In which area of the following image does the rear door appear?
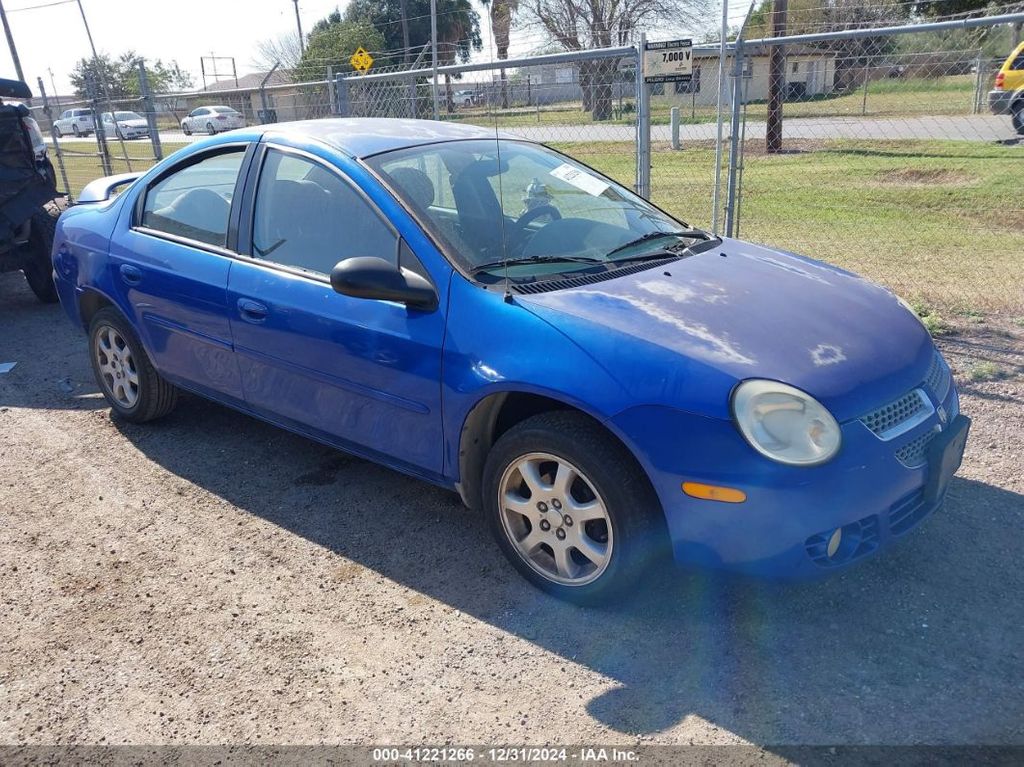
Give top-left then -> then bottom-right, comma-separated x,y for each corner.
107,144 -> 253,402
226,143 -> 447,474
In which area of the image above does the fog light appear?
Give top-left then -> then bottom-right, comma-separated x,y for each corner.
826,528 -> 843,559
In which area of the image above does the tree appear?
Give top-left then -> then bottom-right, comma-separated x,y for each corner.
70,51 -> 193,99
293,13 -> 387,82
525,0 -> 708,119
251,32 -> 305,76
343,0 -> 482,65
482,0 -> 519,108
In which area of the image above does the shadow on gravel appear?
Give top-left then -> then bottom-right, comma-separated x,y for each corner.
110,394 -> 1024,745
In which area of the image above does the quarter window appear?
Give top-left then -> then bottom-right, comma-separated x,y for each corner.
140,150 -> 245,247
251,149 -> 396,276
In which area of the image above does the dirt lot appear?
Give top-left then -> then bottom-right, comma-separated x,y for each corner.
1,270 -> 1022,748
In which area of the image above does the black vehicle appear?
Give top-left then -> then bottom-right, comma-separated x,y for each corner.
0,77 -> 67,302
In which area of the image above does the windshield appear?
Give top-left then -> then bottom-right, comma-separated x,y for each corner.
366,139 -> 704,283
114,111 -> 142,120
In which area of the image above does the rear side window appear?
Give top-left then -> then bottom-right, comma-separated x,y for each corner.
250,149 -> 396,275
1011,52 -> 1024,71
141,150 -> 245,247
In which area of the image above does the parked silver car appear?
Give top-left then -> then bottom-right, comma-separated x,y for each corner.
99,111 -> 149,140
52,107 -> 94,137
180,105 -> 245,135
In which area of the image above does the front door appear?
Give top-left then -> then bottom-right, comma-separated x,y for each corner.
227,146 -> 446,475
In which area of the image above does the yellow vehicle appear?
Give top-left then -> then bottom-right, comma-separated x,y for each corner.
989,41 -> 1024,134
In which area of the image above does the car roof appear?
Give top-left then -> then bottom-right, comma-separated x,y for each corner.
261,118 -> 517,159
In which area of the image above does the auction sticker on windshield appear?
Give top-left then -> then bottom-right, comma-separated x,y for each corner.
550,163 -> 610,197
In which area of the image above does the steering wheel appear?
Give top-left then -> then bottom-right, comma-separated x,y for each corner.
507,204 -> 562,253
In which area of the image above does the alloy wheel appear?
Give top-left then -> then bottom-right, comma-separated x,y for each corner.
498,452 -> 613,586
93,325 -> 140,409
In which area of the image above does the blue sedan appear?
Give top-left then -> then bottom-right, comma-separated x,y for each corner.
52,119 -> 969,603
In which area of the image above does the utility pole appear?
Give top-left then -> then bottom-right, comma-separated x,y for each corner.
292,0 -> 305,53
765,0 -> 787,154
0,0 -> 27,89
399,0 -> 411,63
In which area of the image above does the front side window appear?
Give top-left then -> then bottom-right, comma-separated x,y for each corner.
250,149 -> 396,276
140,149 -> 245,247
367,139 -> 693,283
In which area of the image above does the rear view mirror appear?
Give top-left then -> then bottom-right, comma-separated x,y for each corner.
330,256 -> 438,311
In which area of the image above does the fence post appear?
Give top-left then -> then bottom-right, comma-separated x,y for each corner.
972,49 -> 984,114
336,74 -> 349,117
670,107 -> 680,150
327,65 -> 336,115
406,73 -> 417,119
137,62 -> 162,161
724,41 -> 744,237
35,77 -> 72,198
635,35 -> 650,198
87,78 -> 113,176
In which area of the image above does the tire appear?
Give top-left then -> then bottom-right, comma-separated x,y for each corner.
182,122 -> 191,136
115,128 -> 124,140
53,125 -> 62,138
88,307 -> 178,423
72,124 -> 81,137
206,122 -> 216,135
482,411 -> 667,605
22,197 -> 67,303
1012,101 -> 1024,136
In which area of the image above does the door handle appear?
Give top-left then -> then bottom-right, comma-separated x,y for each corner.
119,264 -> 142,285
237,298 -> 268,323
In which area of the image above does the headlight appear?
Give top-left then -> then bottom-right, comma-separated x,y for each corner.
731,379 -> 841,466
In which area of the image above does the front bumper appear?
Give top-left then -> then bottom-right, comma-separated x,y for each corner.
989,89 -> 1014,115
610,365 -> 963,579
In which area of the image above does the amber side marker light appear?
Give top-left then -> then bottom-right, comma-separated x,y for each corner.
682,482 -> 747,503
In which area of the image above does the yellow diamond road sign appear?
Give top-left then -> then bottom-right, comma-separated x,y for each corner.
350,47 -> 374,74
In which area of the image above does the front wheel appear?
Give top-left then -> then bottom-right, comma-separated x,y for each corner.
88,307 -> 178,423
182,122 -> 191,136
482,411 -> 667,605
53,125 -> 62,138
1012,101 -> 1024,135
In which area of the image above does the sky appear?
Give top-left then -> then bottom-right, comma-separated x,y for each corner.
0,0 -> 735,97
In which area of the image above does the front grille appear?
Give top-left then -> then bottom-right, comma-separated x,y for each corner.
805,515 -> 880,568
925,351 -> 951,402
894,427 -> 939,467
888,488 -> 937,536
860,389 -> 928,438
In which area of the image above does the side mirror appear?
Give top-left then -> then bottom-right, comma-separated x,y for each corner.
330,256 -> 438,311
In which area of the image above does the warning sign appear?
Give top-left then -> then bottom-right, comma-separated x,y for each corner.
350,47 -> 374,74
643,39 -> 693,84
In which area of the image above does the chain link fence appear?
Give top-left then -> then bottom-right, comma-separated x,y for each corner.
34,13 -> 1024,319
725,21 -> 1023,318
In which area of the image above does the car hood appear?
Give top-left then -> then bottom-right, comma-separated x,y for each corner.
516,237 -> 934,422
117,119 -> 147,127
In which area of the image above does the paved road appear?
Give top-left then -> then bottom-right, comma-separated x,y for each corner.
1,270 -> 1023,746
53,113 -> 1020,148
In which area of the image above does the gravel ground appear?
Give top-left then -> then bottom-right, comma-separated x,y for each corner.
0,270 -> 1022,748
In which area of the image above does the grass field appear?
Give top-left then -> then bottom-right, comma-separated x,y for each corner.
444,74 -> 981,129
53,133 -> 1022,316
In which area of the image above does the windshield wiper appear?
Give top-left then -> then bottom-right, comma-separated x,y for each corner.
604,229 -> 715,261
471,254 -> 604,274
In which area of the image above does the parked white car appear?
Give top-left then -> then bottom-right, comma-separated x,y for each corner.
52,108 -> 94,138
99,111 -> 150,140
180,106 -> 245,135
453,89 -> 479,107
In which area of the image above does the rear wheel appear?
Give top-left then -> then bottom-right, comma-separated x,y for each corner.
1012,101 -> 1024,135
72,124 -> 81,137
206,122 -> 216,135
88,307 -> 178,422
22,197 -> 67,304
482,411 -> 667,605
